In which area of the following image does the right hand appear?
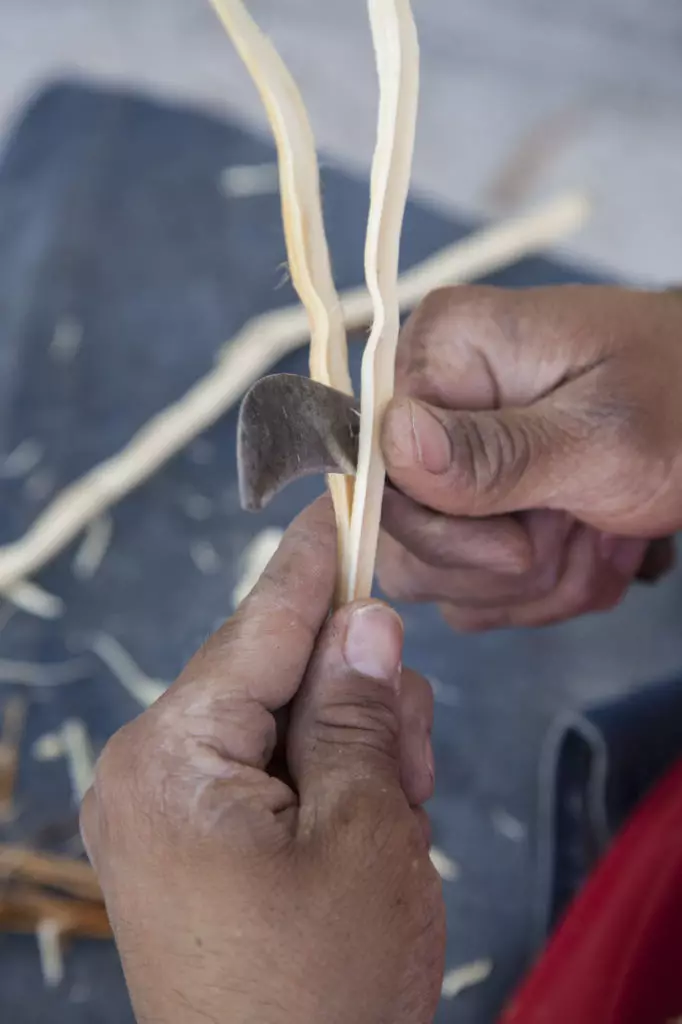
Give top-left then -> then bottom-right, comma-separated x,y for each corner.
378,285 -> 682,630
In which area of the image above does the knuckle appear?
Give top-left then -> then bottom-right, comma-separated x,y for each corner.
451,414 -> 532,510
311,692 -> 400,757
396,288 -> 459,393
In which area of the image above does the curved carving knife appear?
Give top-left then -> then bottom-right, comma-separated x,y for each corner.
237,374 -> 361,511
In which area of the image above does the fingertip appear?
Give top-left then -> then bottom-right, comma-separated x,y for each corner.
343,601 -> 404,683
382,397 -> 420,472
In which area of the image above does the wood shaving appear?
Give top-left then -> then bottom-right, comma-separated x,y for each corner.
429,846 -> 460,882
427,675 -> 461,708
0,657 -> 90,687
59,719 -> 95,805
36,917 -> 64,988
219,162 -> 280,199
232,529 -> 284,609
32,733 -> 65,762
0,193 -> 587,597
0,697 -> 27,822
49,317 -> 83,364
189,539 -> 222,575
441,959 -> 493,1000
0,440 -> 44,480
89,633 -> 168,708
72,515 -> 113,581
5,581 -> 64,620
491,807 -> 527,843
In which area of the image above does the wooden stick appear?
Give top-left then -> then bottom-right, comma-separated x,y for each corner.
345,0 -> 419,602
0,884 -> 110,939
210,0 -> 354,574
0,193 -> 588,595
0,846 -> 103,902
0,698 -> 27,822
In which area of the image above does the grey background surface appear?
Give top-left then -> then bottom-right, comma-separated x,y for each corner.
1,0 -> 681,284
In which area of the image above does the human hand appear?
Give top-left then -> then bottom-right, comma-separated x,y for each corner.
81,499 -> 445,1024
378,285 -> 681,630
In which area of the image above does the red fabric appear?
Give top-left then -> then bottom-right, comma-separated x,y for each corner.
501,758 -> 682,1023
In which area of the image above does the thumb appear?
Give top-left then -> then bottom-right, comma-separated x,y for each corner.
382,395 -> 577,518
288,602 -> 405,809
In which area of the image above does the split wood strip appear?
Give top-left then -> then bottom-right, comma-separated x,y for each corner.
0,698 -> 26,822
0,846 -> 103,902
346,0 -> 419,602
0,193 -> 588,596
210,0 -> 354,576
0,885 -> 110,939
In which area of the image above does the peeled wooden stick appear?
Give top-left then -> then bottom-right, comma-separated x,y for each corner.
345,0 -> 419,602
0,698 -> 26,822
0,885 -> 110,938
0,194 -> 588,594
0,846 -> 102,902
210,0 -> 354,568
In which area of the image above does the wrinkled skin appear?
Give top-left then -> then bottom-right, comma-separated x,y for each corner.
81,500 -> 445,1024
379,285 -> 682,631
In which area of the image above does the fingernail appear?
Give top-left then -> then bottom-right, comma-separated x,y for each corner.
385,400 -> 451,474
409,401 -> 452,474
345,604 -> 403,682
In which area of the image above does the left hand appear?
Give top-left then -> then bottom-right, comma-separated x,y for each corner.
378,286 -> 675,632
81,499 -> 445,1024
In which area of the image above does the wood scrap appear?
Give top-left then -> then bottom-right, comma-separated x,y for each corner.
429,846 -> 460,882
346,0 -> 419,602
232,528 -> 284,609
71,514 -> 113,581
0,697 -> 26,822
0,885 -> 109,938
0,846 -> 102,902
59,720 -> 95,805
36,916 -> 65,987
0,657 -> 90,687
89,633 -> 168,708
6,580 -> 64,620
189,539 -> 222,575
0,192 -> 587,599
491,807 -> 527,843
441,959 -> 493,1000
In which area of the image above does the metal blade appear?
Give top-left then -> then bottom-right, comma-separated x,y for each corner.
237,374 -> 360,511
